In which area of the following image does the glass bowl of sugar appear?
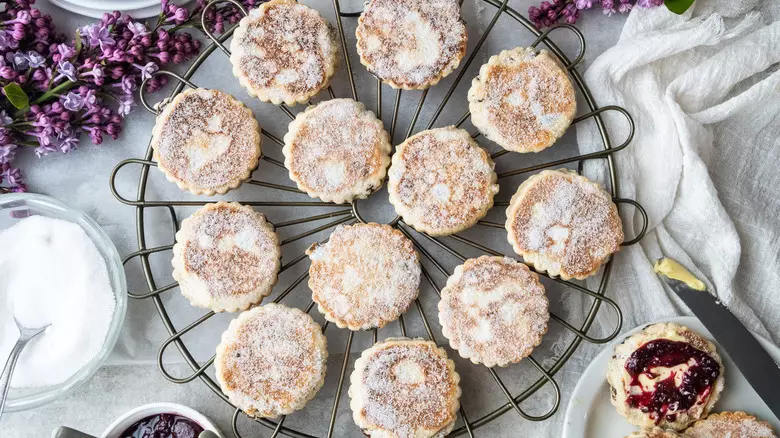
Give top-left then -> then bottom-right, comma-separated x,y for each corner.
0,193 -> 127,411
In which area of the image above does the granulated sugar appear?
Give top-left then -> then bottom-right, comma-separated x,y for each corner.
0,216 -> 115,387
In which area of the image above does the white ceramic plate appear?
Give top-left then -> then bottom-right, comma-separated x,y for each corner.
563,316 -> 780,437
45,0 -> 191,19
64,0 -> 161,11
46,0 -> 163,18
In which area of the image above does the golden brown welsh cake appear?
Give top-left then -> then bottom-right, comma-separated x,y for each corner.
469,47 -> 576,153
685,411 -> 777,438
283,99 -> 391,204
505,169 -> 623,280
388,126 -> 499,236
349,337 -> 461,437
356,0 -> 467,89
230,0 -> 338,105
307,223 -> 420,331
438,256 -> 549,367
215,304 -> 327,418
152,88 -> 261,195
172,202 -> 281,312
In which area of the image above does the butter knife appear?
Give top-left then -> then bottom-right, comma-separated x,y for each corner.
654,257 -> 780,419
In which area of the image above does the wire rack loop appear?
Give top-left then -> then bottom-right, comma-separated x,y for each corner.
110,158 -> 158,206
157,311 -> 217,383
201,0 -> 248,57
615,198 -> 649,246
233,408 -> 286,438
128,281 -> 179,300
139,70 -> 199,114
531,24 -> 586,70
122,244 -> 174,265
495,105 -> 635,178
489,356 -> 561,421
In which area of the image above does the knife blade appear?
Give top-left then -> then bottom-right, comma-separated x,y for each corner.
654,257 -> 780,420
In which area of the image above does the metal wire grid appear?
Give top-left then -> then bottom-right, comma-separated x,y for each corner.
109,0 -> 649,436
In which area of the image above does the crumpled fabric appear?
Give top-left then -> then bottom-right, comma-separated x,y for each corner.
573,2 -> 780,348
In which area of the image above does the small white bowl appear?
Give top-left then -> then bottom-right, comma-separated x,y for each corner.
99,403 -> 224,438
0,193 -> 127,412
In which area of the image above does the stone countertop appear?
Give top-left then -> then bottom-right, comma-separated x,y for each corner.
1,1 -> 627,436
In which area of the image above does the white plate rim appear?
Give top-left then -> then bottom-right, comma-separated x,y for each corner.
562,316 -> 780,438
55,0 -> 162,11
47,0 -> 164,19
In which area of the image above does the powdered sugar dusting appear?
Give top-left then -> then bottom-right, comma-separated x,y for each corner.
232,0 -> 336,102
389,127 -> 498,234
356,0 -> 466,89
686,411 -> 777,438
469,47 -> 575,152
178,203 -> 280,300
217,304 -> 326,418
355,340 -> 458,437
154,89 -> 259,191
307,223 -> 420,330
439,256 -> 548,366
284,99 -> 391,203
508,170 -> 623,278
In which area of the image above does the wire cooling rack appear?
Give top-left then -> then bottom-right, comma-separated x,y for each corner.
110,0 -> 649,436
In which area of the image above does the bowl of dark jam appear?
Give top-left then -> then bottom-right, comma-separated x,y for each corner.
52,403 -> 223,438
118,412 -> 204,438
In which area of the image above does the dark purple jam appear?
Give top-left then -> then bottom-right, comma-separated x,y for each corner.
119,413 -> 204,438
625,339 -> 719,423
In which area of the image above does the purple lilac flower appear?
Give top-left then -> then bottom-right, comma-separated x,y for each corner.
7,51 -> 29,71
602,0 -> 617,15
0,33 -> 16,50
55,60 -> 77,82
34,143 -> 55,157
4,10 -> 32,26
126,21 -> 149,38
82,64 -> 104,85
135,61 -> 158,81
80,22 -> 115,49
61,92 -> 84,112
117,94 -> 134,117
56,43 -> 76,60
82,88 -> 97,110
0,144 -> 16,163
117,74 -> 136,94
26,50 -> 45,68
1,165 -> 23,186
56,131 -> 79,153
575,0 -> 594,9
0,111 -> 12,126
531,0 -> 661,26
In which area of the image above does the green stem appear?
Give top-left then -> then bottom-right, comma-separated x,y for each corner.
31,80 -> 78,105
169,21 -> 202,33
6,121 -> 32,128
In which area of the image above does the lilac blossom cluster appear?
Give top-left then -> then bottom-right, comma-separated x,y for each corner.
529,0 -> 663,27
0,0 -> 212,192
183,0 -> 264,34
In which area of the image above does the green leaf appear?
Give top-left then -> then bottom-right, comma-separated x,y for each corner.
74,28 -> 82,54
665,0 -> 695,15
3,83 -> 29,110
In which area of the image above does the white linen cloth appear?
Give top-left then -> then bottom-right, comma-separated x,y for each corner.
573,1 -> 780,344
